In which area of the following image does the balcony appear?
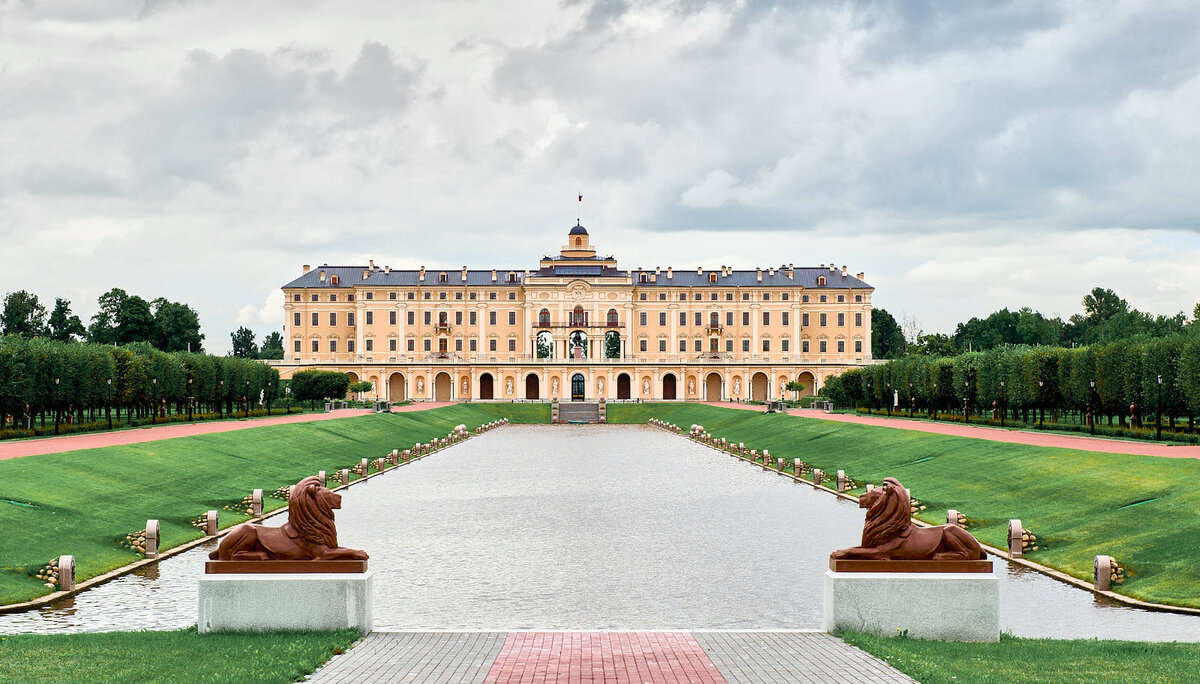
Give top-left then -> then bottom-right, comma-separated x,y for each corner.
705,324 -> 723,334
434,323 -> 452,333
534,321 -> 624,329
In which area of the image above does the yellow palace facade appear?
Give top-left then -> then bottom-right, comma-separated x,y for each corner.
274,224 -> 874,403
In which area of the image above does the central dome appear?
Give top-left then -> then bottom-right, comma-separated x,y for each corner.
569,222 -> 588,235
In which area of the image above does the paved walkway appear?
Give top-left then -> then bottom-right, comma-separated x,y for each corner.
305,632 -> 914,684
704,402 -> 1200,458
0,402 -> 453,460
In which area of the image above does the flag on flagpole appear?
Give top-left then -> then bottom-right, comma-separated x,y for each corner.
578,193 -> 583,202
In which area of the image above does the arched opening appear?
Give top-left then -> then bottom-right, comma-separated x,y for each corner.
479,373 -> 494,400
710,312 -> 719,326
438,311 -> 448,326
525,373 -> 540,400
751,372 -> 769,402
388,372 -> 406,401
434,372 -> 453,402
345,372 -> 360,400
571,373 -> 585,401
705,372 -> 722,401
663,373 -> 677,400
569,330 -> 587,359
797,371 -> 817,398
607,309 -> 618,327
575,236 -> 582,246
604,330 -> 621,359
538,308 -> 550,326
571,306 -> 586,327
536,330 -> 554,358
617,373 -> 631,399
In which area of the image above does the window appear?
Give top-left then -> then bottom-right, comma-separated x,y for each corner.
855,294 -> 863,302
762,312 -> 770,325
470,292 -> 477,300
838,295 -> 845,303
725,293 -> 733,301
365,311 -> 373,325
855,313 -> 863,326
389,311 -> 396,325
407,339 -> 414,351
489,292 -> 497,300
439,292 -> 446,300
762,339 -> 770,352
710,293 -> 718,300
455,311 -> 463,325
293,312 -> 301,326
347,340 -> 355,353
508,311 -> 516,325
423,292 -> 431,300
817,276 -> 826,286
802,295 -> 809,303
490,339 -> 497,351
508,293 -> 516,300
329,339 -> 337,352
820,313 -> 827,326
311,294 -> 318,302
694,293 -> 701,301
607,309 -> 618,326
424,311 -> 432,325
404,292 -> 411,300
311,313 -> 319,326
455,339 -> 463,352
639,312 -> 647,326
658,293 -> 666,301
438,311 -> 448,327
742,339 -> 750,352
709,273 -> 717,283
802,313 -> 810,327
819,340 -> 827,352
639,293 -> 647,301
855,340 -> 863,352
742,311 -> 750,326
311,340 -> 319,352
694,312 -> 702,326
390,339 -> 397,352
366,292 -> 373,300
802,340 -> 810,352
330,294 -> 337,301
470,339 -> 477,351
489,312 -> 497,325
742,293 -> 749,301
455,292 -> 463,300
347,312 -> 355,327
508,339 -> 516,351
838,340 -> 845,352
347,294 -> 354,302
407,311 -> 414,325
679,312 -> 687,326
658,312 -> 666,326
782,293 -> 789,301
726,312 -> 734,326
763,293 -> 770,301
659,340 -> 667,352
640,339 -> 648,352
820,295 -> 827,303
694,339 -> 702,352
438,272 -> 447,283
726,339 -> 733,352
679,339 -> 686,352
293,340 -> 301,352
424,339 -> 431,351
292,294 -> 300,302
782,339 -> 789,352
639,273 -> 649,283
470,311 -> 477,325
679,293 -> 686,301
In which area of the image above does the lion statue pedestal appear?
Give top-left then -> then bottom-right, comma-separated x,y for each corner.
198,476 -> 373,635
823,478 -> 999,642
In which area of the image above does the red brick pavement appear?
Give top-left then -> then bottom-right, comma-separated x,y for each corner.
703,401 -> 1200,458
484,632 -> 728,684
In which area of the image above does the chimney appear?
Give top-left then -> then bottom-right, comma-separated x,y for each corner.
787,265 -> 794,279
461,266 -> 468,281
696,266 -> 702,275
819,263 -> 825,269
319,270 -> 327,282
655,266 -> 661,275
385,266 -> 391,274
491,269 -> 497,282
768,267 -> 775,276
856,272 -> 864,281
369,259 -> 375,269
830,264 -> 837,272
419,266 -> 425,281
842,265 -> 847,276
362,269 -> 369,280
756,268 -> 762,282
303,264 -> 311,274
667,267 -> 673,279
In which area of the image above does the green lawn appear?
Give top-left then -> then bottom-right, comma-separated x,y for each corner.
0,627 -> 359,684
840,632 -> 1200,684
0,403 -> 547,605
609,403 -> 1200,609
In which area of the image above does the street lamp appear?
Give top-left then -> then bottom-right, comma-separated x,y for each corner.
1037,380 -> 1045,429
1089,379 -> 1096,436
219,380 -> 225,419
932,382 -> 938,420
244,379 -> 250,418
106,378 -> 113,429
1152,374 -> 1161,439
187,377 -> 193,422
887,382 -> 892,417
53,377 -> 61,435
285,386 -> 292,415
266,382 -> 272,416
908,382 -> 914,418
1000,380 -> 1006,428
151,377 -> 157,425
867,382 -> 873,415
963,380 -> 969,424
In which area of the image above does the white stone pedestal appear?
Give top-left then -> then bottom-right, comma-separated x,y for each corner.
198,572 -> 373,635
823,570 -> 999,642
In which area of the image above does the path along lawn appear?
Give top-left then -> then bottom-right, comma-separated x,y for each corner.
840,632 -> 1200,684
610,403 -> 1200,609
0,627 -> 359,684
0,403 -> 546,605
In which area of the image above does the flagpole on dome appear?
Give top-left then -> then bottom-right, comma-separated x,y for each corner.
577,192 -> 583,227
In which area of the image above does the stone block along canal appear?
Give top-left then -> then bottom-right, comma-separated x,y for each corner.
3,424 -> 1200,639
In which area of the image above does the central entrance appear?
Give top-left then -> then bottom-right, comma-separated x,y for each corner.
571,373 -> 585,401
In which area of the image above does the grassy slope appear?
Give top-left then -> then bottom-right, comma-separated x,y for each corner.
0,627 -> 359,684
609,403 -> 1200,608
840,632 -> 1200,684
0,403 -> 547,605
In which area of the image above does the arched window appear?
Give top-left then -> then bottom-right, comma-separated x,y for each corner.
571,306 -> 585,327
330,275 -> 340,285
817,275 -> 826,286
539,308 -> 550,326
607,309 -> 618,326
709,312 -> 719,326
438,311 -> 448,326
575,237 -> 582,246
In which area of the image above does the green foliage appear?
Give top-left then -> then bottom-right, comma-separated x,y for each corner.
348,380 -> 374,394
604,330 -> 621,359
0,627 -> 360,684
150,298 -> 204,352
46,298 -> 85,342
871,308 -> 906,359
114,294 -> 154,345
290,370 -> 351,404
259,331 -> 285,359
0,290 -> 49,337
230,326 -> 259,358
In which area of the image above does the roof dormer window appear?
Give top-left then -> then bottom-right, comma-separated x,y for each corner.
330,275 -> 340,285
817,275 -> 826,286
438,272 -> 448,283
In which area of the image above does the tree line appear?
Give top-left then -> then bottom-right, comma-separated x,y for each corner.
2,288 -> 204,352
0,335 -> 281,436
871,287 -> 1200,359
822,333 -> 1200,436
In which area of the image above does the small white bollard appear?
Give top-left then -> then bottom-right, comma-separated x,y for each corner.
375,457 -> 387,472
812,468 -> 824,486
58,555 -> 75,591
837,470 -> 847,492
251,489 -> 263,517
204,510 -> 219,536
360,458 -> 369,474
318,470 -> 327,487
340,468 -> 350,485
1008,519 -> 1024,558
145,519 -> 159,559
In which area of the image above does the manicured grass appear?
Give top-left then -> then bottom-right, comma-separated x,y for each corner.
839,632 -> 1200,684
0,403 -> 546,605
0,627 -> 359,684
609,403 -> 1200,609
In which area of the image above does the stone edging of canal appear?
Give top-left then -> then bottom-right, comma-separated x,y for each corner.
652,419 -> 1200,618
0,421 -> 508,615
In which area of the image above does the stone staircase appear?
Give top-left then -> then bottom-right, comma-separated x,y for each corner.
557,402 -> 600,423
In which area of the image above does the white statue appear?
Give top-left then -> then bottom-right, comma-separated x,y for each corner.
552,378 -> 559,395
462,378 -> 468,393
688,379 -> 695,394
597,377 -> 604,394
258,389 -> 265,406
417,378 -> 424,393
506,378 -> 513,395
732,378 -> 740,395
642,379 -> 650,394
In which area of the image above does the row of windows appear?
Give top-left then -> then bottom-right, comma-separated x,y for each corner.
294,310 -> 524,327
633,311 -> 863,327
296,337 -> 862,355
634,338 -> 862,353
635,291 -> 863,303
295,337 -> 521,354
294,291 -> 520,303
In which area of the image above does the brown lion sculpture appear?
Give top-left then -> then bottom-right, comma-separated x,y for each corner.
830,477 -> 984,561
209,475 -> 368,562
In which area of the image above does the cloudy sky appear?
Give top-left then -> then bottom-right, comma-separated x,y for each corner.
3,0 -> 1199,353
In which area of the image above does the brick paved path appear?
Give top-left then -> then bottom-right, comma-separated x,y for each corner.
305,632 -> 915,684
705,401 -> 1200,458
0,402 -> 453,461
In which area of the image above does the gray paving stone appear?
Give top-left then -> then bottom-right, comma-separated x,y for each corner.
305,631 -> 507,684
693,631 -> 918,684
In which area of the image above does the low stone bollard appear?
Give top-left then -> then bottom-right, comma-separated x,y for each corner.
1008,519 -> 1024,558
812,468 -> 825,486
251,489 -> 263,517
837,470 -> 847,492
205,510 -> 219,536
360,458 -> 370,475
947,510 -> 971,528
375,457 -> 387,472
340,468 -> 350,485
318,470 -> 327,488
762,449 -> 771,464
776,457 -> 785,473
1093,555 -> 1125,590
402,449 -> 410,462
738,442 -> 745,455
58,554 -> 75,591
865,484 -> 875,493
794,458 -> 802,475
389,451 -> 399,466
146,519 -> 160,559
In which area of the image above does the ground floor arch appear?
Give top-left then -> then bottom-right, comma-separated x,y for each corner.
479,373 -> 494,400
388,372 -> 406,401
705,372 -> 722,401
797,371 -> 817,398
434,372 -> 453,402
751,372 -> 769,402
345,371 -> 360,400
571,373 -> 585,401
663,373 -> 677,400
617,373 -> 631,399
525,373 -> 540,399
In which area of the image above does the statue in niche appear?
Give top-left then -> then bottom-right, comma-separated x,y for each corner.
462,378 -> 468,393
732,379 -> 740,396
597,377 -> 604,395
688,379 -> 695,395
416,378 -> 424,394
552,378 -> 559,395
830,478 -> 985,561
642,379 -> 650,395
506,378 -> 513,395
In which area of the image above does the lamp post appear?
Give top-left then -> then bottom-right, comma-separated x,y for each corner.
285,386 -> 291,415
887,382 -> 892,417
1000,379 -> 1006,428
244,379 -> 250,418
932,382 -> 938,420
908,382 -> 914,418
53,377 -> 61,435
106,378 -> 113,429
187,377 -> 193,422
151,377 -> 157,425
1037,380 -> 1044,429
218,380 -> 225,419
1089,379 -> 1096,436
867,382 -> 873,415
963,380 -> 969,424
1152,372 -> 1161,441
266,382 -> 272,416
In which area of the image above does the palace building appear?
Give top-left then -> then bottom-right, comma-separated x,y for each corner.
275,224 -> 873,402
